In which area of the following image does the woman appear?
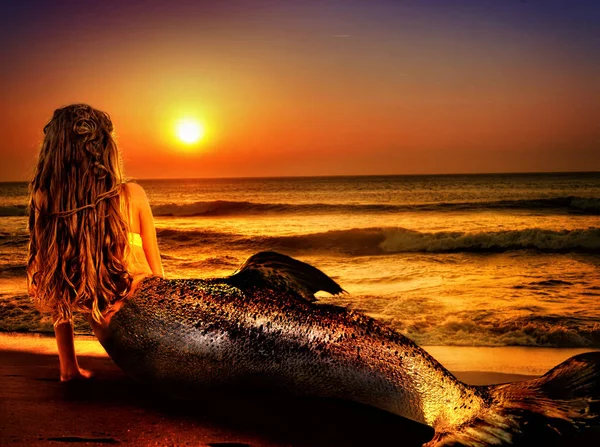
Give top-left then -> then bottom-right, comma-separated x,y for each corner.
27,103 -> 164,381
27,104 -> 600,446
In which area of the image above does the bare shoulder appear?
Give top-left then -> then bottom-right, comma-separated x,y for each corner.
122,182 -> 151,207
123,182 -> 148,199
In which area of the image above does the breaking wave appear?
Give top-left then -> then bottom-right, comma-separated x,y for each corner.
400,314 -> 600,348
326,295 -> 600,348
149,196 -> 600,217
158,226 -> 600,255
3,225 -> 598,255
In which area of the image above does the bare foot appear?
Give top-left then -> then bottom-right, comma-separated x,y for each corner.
60,367 -> 94,382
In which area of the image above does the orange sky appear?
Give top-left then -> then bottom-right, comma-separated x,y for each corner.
1,1 -> 599,181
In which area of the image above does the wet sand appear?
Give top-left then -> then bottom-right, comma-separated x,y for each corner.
1,334 -> 599,446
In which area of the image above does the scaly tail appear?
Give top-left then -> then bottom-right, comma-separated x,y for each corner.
427,352 -> 600,446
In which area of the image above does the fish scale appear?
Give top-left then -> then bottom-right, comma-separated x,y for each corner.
99,252 -> 600,447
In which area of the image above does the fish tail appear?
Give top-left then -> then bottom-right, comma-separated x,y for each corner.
427,352 -> 600,446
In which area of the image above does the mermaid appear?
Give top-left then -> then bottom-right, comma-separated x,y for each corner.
28,104 -> 600,446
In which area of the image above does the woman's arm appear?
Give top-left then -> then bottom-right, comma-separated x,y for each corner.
54,321 -> 92,381
128,182 -> 164,278
140,192 -> 164,278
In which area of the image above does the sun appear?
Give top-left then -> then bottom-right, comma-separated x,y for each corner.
176,119 -> 204,144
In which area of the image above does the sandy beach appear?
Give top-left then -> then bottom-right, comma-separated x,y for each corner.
1,333 -> 599,447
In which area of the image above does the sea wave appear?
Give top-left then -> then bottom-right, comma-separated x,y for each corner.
2,226 -> 598,255
157,226 -> 600,255
150,196 -> 600,217
0,205 -> 27,217
1,196 -> 598,218
0,233 -> 29,248
400,314 -> 600,348
0,263 -> 26,278
327,295 -> 600,348
378,227 -> 600,253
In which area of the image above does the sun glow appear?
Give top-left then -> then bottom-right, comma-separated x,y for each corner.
176,119 -> 204,144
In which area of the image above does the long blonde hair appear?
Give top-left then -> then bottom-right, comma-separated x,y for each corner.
27,104 -> 133,324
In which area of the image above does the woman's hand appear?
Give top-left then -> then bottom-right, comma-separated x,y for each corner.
60,366 -> 94,382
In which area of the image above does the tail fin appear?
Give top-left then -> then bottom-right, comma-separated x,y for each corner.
427,352 -> 600,446
226,251 -> 345,301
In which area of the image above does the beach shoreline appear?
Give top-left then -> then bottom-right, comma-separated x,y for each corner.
2,332 -> 597,377
1,333 -> 600,446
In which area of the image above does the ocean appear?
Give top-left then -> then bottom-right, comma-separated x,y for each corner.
1,172 -> 599,348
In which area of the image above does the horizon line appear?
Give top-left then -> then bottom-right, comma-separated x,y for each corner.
1,170 -> 599,185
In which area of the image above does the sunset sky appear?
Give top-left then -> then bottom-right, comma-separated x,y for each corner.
1,0 -> 599,181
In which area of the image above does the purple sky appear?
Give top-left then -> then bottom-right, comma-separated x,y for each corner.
1,0 -> 599,180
